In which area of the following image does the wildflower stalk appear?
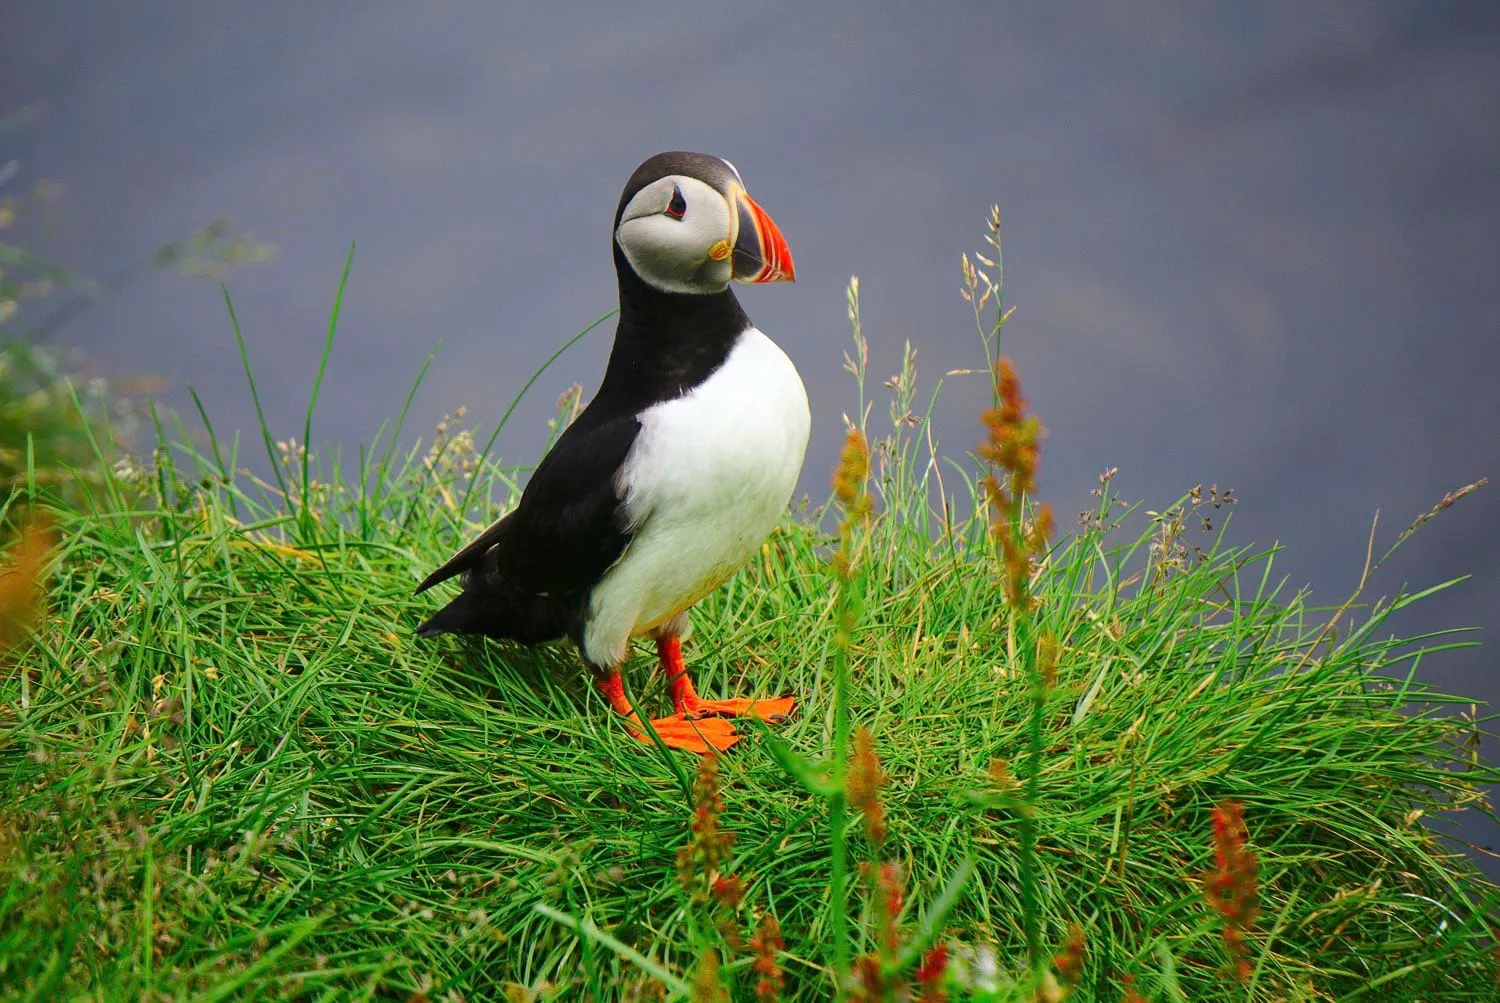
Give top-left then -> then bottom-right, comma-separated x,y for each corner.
829,425 -> 872,994
976,354 -> 1059,992
968,218 -> 1084,990
1020,659 -> 1044,981
674,754 -> 746,980
762,283 -> 877,997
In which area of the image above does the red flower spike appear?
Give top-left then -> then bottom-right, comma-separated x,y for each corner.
676,755 -> 738,906
850,955 -> 885,1001
709,874 -> 745,909
749,913 -> 786,1002
1200,799 -> 1260,982
917,944 -> 950,1002
875,861 -> 905,956
979,359 -> 1050,610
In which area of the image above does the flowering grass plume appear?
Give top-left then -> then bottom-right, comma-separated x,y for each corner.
1201,799 -> 1259,981
916,945 -> 951,1002
850,860 -> 907,999
978,354 -> 1065,987
1034,632 -> 1060,693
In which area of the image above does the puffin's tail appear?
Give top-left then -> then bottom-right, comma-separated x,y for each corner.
414,587 -> 572,644
414,595 -> 477,638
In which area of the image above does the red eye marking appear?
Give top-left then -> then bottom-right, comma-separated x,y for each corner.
665,184 -> 687,220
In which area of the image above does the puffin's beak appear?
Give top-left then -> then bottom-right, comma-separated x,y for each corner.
731,191 -> 796,283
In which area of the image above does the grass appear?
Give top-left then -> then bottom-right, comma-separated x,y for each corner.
1,229 -> 1498,1000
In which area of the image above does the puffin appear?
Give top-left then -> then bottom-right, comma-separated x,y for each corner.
415,151 -> 809,754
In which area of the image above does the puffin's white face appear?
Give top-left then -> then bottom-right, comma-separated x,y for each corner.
614,163 -> 795,296
616,175 -> 736,295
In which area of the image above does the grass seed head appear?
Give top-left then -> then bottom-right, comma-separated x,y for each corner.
989,758 -> 1016,791
709,873 -> 744,909
1036,633 -> 1060,692
874,860 -> 905,955
846,726 -> 889,846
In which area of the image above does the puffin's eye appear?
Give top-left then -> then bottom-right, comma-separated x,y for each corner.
664,184 -> 687,220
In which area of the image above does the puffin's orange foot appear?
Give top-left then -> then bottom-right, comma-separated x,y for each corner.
629,714 -> 742,754
680,694 -> 796,724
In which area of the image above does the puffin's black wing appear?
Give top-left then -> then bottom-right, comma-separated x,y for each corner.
485,412 -> 643,595
414,413 -> 642,639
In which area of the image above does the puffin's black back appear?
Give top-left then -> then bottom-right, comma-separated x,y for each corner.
415,152 -> 755,652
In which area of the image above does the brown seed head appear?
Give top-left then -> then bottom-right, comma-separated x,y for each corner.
833,428 -> 873,517
1036,633 -> 1060,692
0,514 -> 56,654
875,860 -> 905,956
988,758 -> 1016,791
676,755 -> 736,904
1052,922 -> 1086,988
689,950 -> 730,1003
750,913 -> 786,1002
709,874 -> 744,909
978,359 -> 1050,609
845,726 -> 889,846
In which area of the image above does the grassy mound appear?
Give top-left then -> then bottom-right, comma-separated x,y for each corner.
1,263 -> 1496,1000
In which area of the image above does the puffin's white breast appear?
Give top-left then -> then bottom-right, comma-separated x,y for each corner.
582,327 -> 810,667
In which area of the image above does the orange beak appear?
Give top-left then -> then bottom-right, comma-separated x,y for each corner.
731,190 -> 796,283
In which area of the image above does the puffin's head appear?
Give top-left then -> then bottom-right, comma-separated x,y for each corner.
613,151 -> 795,295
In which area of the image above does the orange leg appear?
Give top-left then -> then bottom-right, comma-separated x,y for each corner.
659,636 -> 795,723
594,668 -> 740,754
